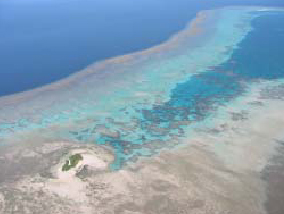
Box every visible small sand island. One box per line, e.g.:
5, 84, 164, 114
52, 146, 113, 181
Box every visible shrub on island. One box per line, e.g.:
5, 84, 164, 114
62, 153, 83, 171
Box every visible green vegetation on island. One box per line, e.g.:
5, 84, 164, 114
62, 153, 83, 171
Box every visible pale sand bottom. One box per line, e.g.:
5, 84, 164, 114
262, 141, 284, 214
1, 81, 284, 214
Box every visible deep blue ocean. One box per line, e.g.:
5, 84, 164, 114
0, 0, 284, 96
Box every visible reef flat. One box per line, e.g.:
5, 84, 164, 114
0, 6, 284, 214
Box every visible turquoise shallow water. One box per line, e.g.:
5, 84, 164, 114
109, 11, 284, 169
1, 8, 284, 170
